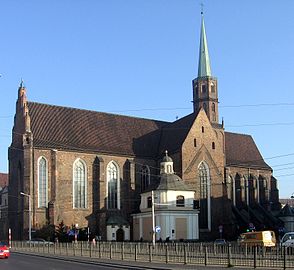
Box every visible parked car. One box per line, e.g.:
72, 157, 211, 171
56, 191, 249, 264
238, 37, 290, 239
0, 242, 10, 259
214, 239, 227, 245
280, 232, 294, 247
26, 238, 54, 245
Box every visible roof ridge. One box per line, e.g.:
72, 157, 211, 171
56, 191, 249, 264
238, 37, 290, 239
28, 101, 170, 124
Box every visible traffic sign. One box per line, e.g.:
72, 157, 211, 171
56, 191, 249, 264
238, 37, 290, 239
155, 226, 161, 233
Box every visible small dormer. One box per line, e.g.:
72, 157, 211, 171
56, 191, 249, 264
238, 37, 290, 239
160, 150, 174, 174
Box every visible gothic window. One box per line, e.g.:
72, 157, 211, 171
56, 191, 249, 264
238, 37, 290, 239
202, 126, 205, 133
73, 159, 87, 209
211, 83, 215, 93
141, 165, 150, 191
38, 157, 48, 208
194, 138, 197, 147
176, 195, 185, 207
212, 103, 215, 112
147, 196, 152, 208
212, 142, 215, 149
198, 162, 210, 229
203, 103, 207, 113
202, 84, 206, 93
107, 161, 120, 209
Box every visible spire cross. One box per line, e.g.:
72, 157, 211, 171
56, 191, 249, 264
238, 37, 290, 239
200, 2, 204, 15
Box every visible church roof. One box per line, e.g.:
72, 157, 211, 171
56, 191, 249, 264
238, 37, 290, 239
28, 102, 167, 158
278, 204, 294, 217
156, 173, 193, 191
0, 173, 8, 188
26, 102, 271, 170
158, 112, 197, 154
225, 132, 271, 170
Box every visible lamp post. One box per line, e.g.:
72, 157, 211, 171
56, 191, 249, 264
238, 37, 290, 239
20, 192, 31, 241
151, 190, 155, 247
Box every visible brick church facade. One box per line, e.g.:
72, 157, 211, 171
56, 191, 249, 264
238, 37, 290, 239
8, 14, 280, 241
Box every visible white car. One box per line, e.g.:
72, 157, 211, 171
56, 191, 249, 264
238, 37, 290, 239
281, 232, 294, 247
26, 238, 54, 245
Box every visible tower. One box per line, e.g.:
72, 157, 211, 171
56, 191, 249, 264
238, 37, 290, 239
192, 12, 219, 124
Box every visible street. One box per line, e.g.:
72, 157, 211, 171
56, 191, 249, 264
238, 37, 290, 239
0, 252, 255, 270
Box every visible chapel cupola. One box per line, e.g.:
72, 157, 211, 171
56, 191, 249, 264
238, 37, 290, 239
160, 150, 174, 174
192, 12, 219, 124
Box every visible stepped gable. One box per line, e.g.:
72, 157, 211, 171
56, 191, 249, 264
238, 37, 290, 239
225, 131, 271, 170
28, 102, 168, 157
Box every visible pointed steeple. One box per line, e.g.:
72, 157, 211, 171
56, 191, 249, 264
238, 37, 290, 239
192, 11, 219, 124
198, 13, 211, 78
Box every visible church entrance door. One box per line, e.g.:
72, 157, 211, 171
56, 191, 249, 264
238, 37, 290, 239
116, 228, 124, 241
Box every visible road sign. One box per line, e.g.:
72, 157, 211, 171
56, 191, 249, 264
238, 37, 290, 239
155, 226, 161, 233
218, 225, 223, 233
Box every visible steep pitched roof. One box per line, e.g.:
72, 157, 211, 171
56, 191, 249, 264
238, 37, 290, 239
158, 112, 197, 154
28, 102, 168, 158
0, 173, 8, 188
225, 132, 271, 170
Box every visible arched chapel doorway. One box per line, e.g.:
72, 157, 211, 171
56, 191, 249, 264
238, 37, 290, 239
116, 228, 124, 241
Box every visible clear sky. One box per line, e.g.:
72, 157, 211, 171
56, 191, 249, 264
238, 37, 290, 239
0, 0, 293, 198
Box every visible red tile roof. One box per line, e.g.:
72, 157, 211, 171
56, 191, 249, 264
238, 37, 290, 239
28, 102, 167, 158
225, 132, 271, 169
0, 173, 8, 187
26, 102, 271, 170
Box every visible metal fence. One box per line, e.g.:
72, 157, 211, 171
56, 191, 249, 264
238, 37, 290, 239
11, 241, 294, 269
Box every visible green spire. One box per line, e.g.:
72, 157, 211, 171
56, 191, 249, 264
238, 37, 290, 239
198, 13, 212, 77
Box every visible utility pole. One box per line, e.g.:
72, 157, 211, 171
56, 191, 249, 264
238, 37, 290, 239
247, 168, 250, 223
20, 192, 31, 241
152, 190, 155, 247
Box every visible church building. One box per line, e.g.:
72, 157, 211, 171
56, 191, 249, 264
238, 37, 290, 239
8, 13, 280, 241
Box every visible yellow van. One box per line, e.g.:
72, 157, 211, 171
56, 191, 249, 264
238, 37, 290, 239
239, 230, 276, 247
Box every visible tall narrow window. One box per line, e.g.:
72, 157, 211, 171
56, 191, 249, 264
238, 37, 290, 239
38, 157, 48, 208
194, 138, 197, 147
211, 83, 215, 93
212, 142, 215, 149
141, 165, 150, 191
202, 84, 206, 93
73, 159, 87, 209
107, 161, 120, 209
198, 162, 210, 229
212, 103, 215, 112
176, 195, 185, 207
147, 196, 152, 208
203, 103, 207, 113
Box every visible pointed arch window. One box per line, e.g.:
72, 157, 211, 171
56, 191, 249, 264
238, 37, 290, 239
107, 161, 120, 209
141, 165, 150, 191
147, 196, 152, 208
73, 159, 87, 209
176, 195, 185, 207
203, 103, 207, 113
198, 162, 211, 229
212, 103, 215, 112
38, 157, 48, 208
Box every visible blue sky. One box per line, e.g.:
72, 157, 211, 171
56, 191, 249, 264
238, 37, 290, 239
0, 0, 293, 198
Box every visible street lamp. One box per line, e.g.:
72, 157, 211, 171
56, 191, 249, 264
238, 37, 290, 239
20, 192, 31, 241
